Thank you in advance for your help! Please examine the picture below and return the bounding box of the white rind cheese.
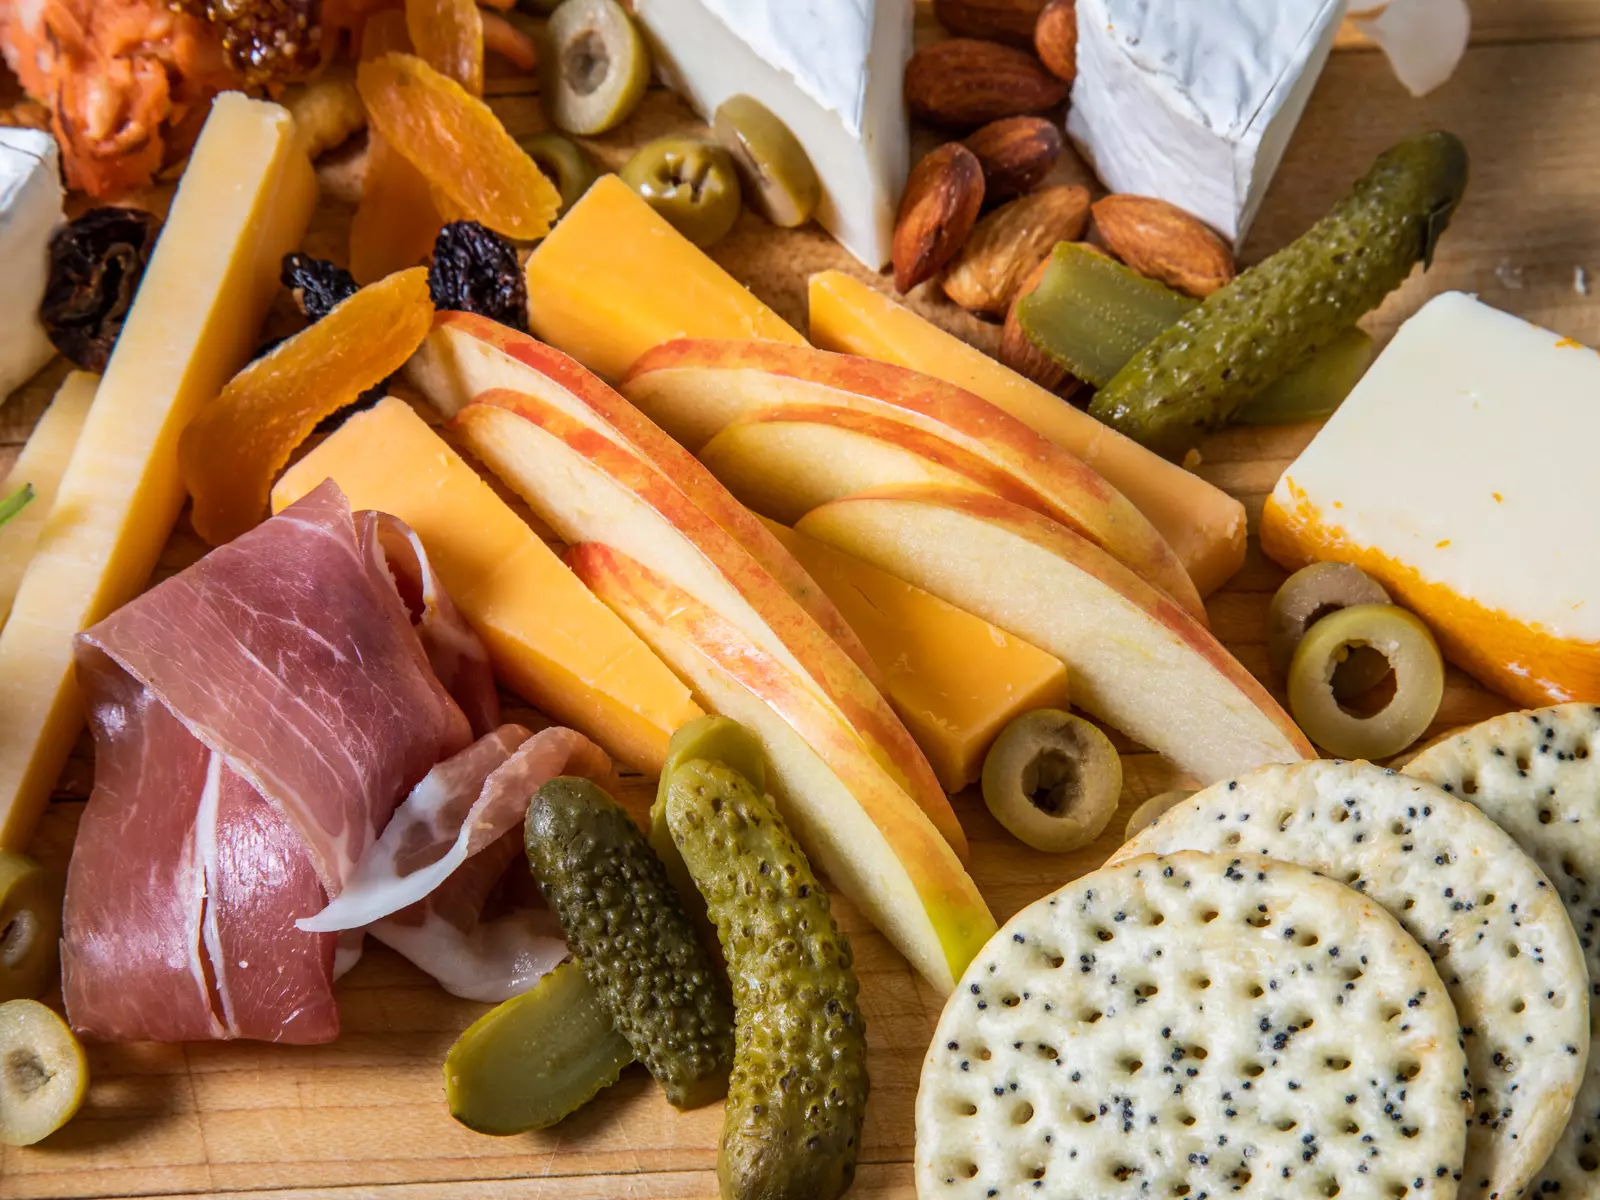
[632,0,912,270]
[1067,0,1342,244]
[0,129,63,402]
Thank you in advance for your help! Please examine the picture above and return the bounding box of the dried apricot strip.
[181,267,435,545]
[406,0,484,95]
[358,53,560,241]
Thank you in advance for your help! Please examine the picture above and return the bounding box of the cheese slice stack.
[1263,292,1600,708]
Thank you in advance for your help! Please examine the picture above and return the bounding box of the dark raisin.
[428,221,529,332]
[281,253,358,322]
[40,206,163,373]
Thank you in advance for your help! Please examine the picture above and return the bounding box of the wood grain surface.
[7,3,1600,1196]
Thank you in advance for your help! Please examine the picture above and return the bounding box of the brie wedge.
[1067,0,1342,245]
[0,128,63,402]
[631,0,913,270]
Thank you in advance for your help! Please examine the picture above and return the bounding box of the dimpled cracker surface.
[1113,761,1588,1200]
[1406,705,1600,1198]
[916,851,1468,1200]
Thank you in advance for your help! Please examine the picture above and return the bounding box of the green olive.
[518,132,601,215]
[0,999,87,1146]
[1268,562,1392,694]
[620,137,743,247]
[540,0,650,136]
[1123,789,1195,844]
[712,95,821,229]
[981,709,1121,853]
[650,716,766,919]
[0,852,59,1003]
[1288,604,1444,760]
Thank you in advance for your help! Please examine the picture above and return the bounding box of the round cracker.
[1406,705,1600,1198]
[1114,760,1588,1200]
[917,850,1469,1200]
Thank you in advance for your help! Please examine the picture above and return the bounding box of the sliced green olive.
[1123,790,1195,844]
[444,959,633,1135]
[540,0,650,136]
[712,95,821,229]
[981,709,1121,853]
[1268,562,1392,694]
[517,132,601,215]
[620,137,743,247]
[1288,604,1444,760]
[0,999,87,1146]
[0,852,60,1003]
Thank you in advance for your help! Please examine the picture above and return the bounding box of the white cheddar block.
[0,129,63,401]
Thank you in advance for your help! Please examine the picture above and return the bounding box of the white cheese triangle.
[0,129,63,403]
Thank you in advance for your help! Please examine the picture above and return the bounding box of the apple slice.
[567,541,996,994]
[404,312,885,693]
[451,389,966,857]
[795,486,1315,785]
[621,339,1205,621]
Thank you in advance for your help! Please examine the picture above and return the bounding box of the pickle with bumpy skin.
[666,759,867,1200]
[1090,131,1469,455]
[525,776,733,1109]
[650,715,767,916]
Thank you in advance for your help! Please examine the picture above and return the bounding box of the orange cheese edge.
[523,174,806,382]
[271,397,703,773]
[807,270,1246,598]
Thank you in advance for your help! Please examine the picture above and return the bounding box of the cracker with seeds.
[917,851,1469,1200]
[1406,705,1600,1198]
[1114,760,1588,1200]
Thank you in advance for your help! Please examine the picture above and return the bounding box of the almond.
[942,184,1090,316]
[1000,256,1070,391]
[964,116,1064,201]
[1033,0,1078,84]
[893,143,987,294]
[1091,194,1237,297]
[904,39,1070,130]
[933,0,1049,47]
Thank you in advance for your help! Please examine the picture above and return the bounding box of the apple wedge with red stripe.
[567,541,997,995]
[794,485,1315,785]
[620,339,1205,621]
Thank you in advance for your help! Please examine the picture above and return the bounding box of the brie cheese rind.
[1067,0,1342,245]
[632,0,913,270]
[0,128,63,402]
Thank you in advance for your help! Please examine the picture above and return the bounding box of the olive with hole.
[1268,561,1392,692]
[712,95,821,229]
[982,709,1122,852]
[0,999,87,1146]
[517,132,600,214]
[1288,604,1445,760]
[0,852,59,1002]
[1123,789,1196,844]
[540,0,650,136]
[620,136,743,247]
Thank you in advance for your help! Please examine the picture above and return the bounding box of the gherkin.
[665,759,868,1200]
[524,776,733,1110]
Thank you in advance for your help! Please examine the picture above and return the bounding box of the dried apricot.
[406,0,484,95]
[181,267,435,545]
[358,53,560,241]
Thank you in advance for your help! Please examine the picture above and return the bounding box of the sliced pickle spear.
[540,0,650,136]
[0,999,87,1146]
[1268,561,1392,685]
[620,136,743,247]
[1237,327,1376,426]
[517,132,601,215]
[1123,789,1196,844]
[712,95,820,229]
[0,852,59,1003]
[981,709,1122,853]
[444,960,632,1134]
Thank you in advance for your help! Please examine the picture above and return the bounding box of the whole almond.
[905,39,1070,130]
[942,184,1090,316]
[1091,194,1236,297]
[964,116,1064,201]
[893,143,987,294]
[1001,256,1070,391]
[1034,0,1078,84]
[933,0,1049,47]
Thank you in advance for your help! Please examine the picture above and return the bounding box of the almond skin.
[1034,0,1078,84]
[933,0,1049,47]
[1000,256,1070,391]
[893,143,987,294]
[905,39,1070,130]
[964,116,1064,201]
[1091,194,1237,297]
[942,184,1090,316]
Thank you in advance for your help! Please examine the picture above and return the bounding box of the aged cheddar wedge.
[0,372,96,628]
[272,397,702,772]
[765,520,1069,792]
[1263,292,1600,708]
[523,174,805,381]
[0,95,315,852]
[807,270,1246,596]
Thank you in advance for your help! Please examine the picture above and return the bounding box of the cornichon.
[666,758,868,1200]
[525,775,734,1109]
[1088,131,1469,454]
[1236,326,1375,426]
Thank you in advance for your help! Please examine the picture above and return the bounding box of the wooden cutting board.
[7,5,1600,1196]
